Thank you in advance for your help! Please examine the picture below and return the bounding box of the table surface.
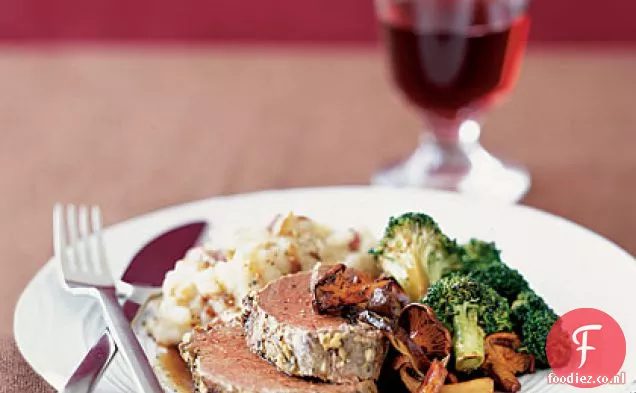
[1,45,635,391]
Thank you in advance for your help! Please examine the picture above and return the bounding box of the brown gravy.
[157,346,193,393]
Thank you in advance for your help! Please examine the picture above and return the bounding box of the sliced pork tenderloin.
[179,321,378,393]
[242,267,389,383]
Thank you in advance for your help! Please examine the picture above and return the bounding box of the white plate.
[14,186,636,392]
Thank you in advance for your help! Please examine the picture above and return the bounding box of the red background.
[0,0,634,44]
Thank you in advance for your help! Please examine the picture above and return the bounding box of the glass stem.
[415,115,482,175]
[422,115,481,147]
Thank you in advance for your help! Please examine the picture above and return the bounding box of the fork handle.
[94,288,164,392]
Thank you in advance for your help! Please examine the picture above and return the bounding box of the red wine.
[382,11,530,120]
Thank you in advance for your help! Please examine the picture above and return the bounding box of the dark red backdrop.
[0,0,634,43]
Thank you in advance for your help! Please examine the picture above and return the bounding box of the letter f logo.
[572,324,602,368]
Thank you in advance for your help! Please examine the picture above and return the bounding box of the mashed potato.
[148,213,379,345]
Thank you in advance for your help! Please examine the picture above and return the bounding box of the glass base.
[370,133,531,203]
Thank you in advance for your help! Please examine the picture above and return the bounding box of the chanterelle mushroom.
[392,354,423,393]
[417,359,448,393]
[311,263,408,327]
[392,355,452,393]
[481,332,535,393]
[389,303,452,375]
[311,263,372,314]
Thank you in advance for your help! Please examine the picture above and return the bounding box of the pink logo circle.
[546,308,626,388]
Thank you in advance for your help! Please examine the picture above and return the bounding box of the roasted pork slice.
[179,321,378,393]
[242,267,389,383]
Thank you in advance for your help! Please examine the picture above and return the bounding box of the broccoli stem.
[453,303,486,372]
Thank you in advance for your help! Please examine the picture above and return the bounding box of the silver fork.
[54,204,163,392]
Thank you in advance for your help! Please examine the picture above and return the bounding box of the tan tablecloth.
[1,46,635,391]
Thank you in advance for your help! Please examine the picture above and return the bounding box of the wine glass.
[371,0,532,203]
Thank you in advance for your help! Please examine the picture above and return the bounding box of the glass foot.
[370,132,531,204]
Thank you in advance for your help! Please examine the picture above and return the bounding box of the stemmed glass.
[371,0,532,202]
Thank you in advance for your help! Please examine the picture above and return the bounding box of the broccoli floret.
[521,308,559,367]
[422,275,513,372]
[370,212,462,301]
[457,238,528,303]
[459,239,502,270]
[510,290,550,327]
[464,263,530,303]
[511,290,560,367]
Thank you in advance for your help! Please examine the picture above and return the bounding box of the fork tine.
[54,203,76,280]
[77,205,95,272]
[66,204,82,272]
[91,205,110,276]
